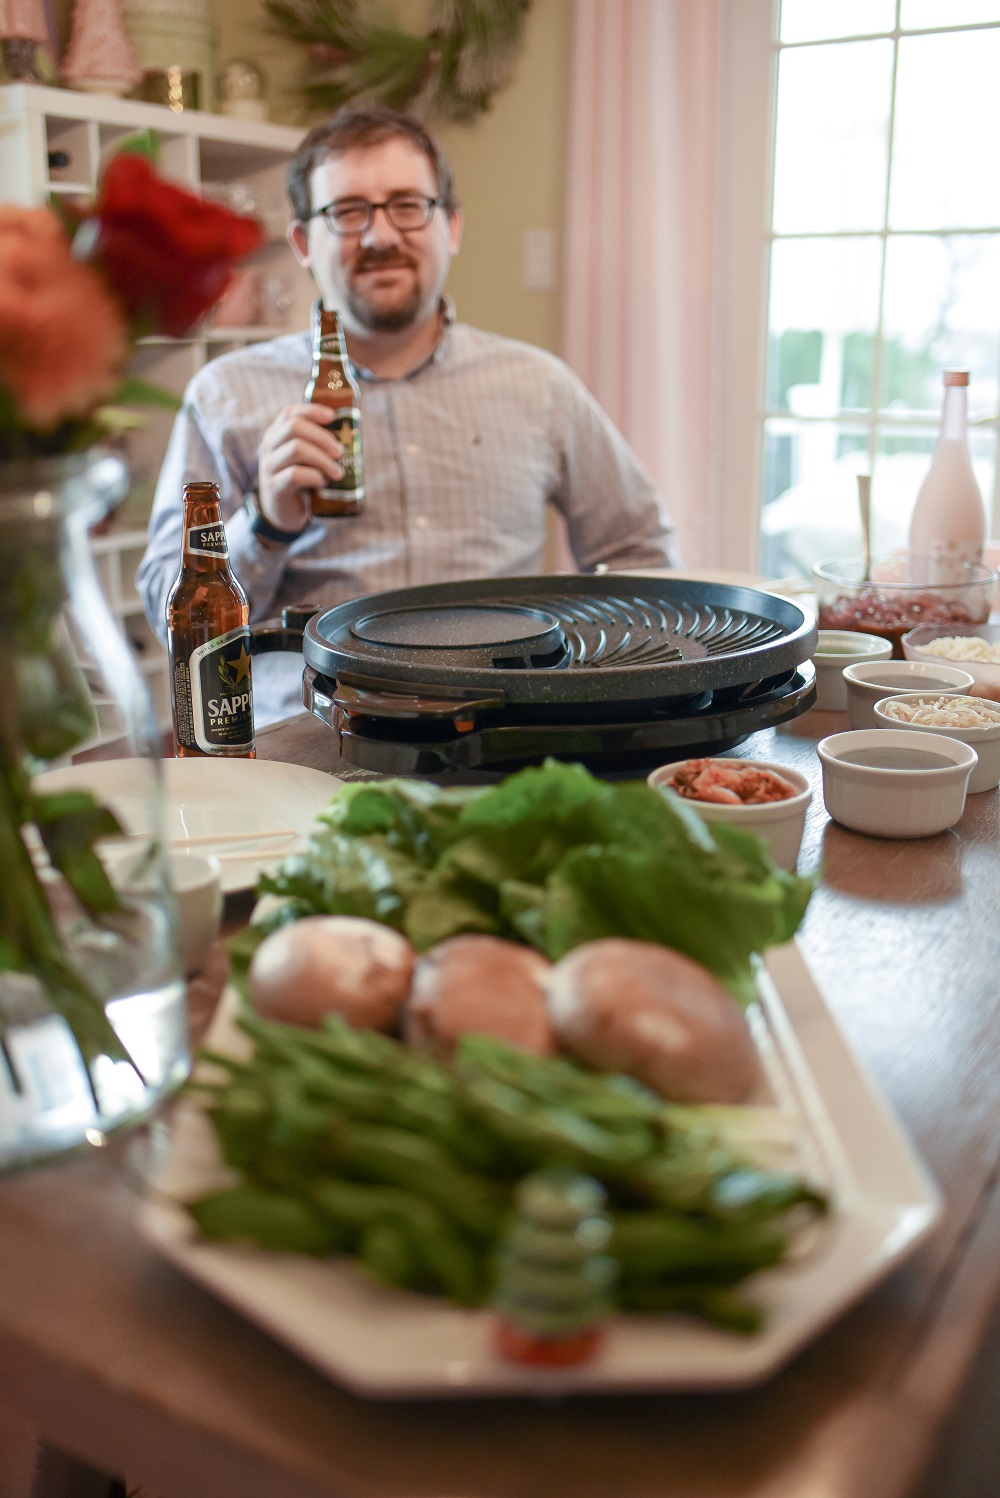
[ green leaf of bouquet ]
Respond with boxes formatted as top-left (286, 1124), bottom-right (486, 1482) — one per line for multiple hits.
top-left (107, 376), bottom-right (182, 410)
top-left (14, 648), bottom-right (97, 760)
top-left (113, 129), bottom-right (160, 162)
top-left (31, 790), bottom-right (125, 916)
top-left (93, 407), bottom-right (147, 434)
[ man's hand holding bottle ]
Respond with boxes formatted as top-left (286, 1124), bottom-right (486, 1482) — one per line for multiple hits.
top-left (257, 404), bottom-right (345, 532)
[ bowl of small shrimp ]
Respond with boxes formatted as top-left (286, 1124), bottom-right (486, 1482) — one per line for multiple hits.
top-left (647, 757), bottom-right (812, 871)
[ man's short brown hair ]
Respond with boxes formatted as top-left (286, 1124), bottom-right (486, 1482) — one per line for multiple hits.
top-left (287, 104), bottom-right (459, 222)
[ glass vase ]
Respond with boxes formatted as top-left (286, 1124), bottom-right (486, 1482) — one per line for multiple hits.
top-left (0, 451), bottom-right (188, 1170)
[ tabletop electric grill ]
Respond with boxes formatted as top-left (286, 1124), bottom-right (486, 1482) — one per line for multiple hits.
top-left (254, 575), bottom-right (817, 776)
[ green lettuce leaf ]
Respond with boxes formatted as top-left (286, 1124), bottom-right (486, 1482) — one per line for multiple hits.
top-left (257, 760), bottom-right (814, 1000)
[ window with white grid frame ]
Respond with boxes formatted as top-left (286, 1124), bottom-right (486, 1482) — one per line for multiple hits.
top-left (760, 0), bottom-right (1000, 579)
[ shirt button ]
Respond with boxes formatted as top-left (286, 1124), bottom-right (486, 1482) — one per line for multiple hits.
top-left (406, 442), bottom-right (420, 455)
top-left (414, 515), bottom-right (428, 529)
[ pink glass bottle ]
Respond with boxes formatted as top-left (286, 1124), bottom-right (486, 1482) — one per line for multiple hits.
top-left (908, 370), bottom-right (986, 585)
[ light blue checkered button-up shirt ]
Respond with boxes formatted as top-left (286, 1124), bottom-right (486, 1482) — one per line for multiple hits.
top-left (137, 309), bottom-right (679, 724)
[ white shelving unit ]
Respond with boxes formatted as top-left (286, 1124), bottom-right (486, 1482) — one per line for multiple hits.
top-left (0, 84), bottom-right (312, 746)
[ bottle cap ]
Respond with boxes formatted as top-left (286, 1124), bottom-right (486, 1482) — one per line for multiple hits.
top-left (943, 370), bottom-right (969, 386)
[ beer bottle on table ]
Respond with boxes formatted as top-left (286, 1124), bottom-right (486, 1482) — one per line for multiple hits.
top-left (304, 300), bottom-right (364, 518)
top-left (167, 481), bottom-right (255, 758)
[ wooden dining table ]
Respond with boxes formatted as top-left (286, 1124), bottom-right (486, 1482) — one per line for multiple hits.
top-left (1, 702), bottom-right (999, 1498)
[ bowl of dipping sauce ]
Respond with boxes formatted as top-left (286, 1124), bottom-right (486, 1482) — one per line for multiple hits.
top-left (818, 729), bottom-right (976, 838)
top-left (813, 630), bottom-right (893, 711)
top-left (648, 757), bottom-right (812, 870)
top-left (842, 659), bottom-right (975, 730)
top-left (873, 693), bottom-right (1000, 794)
top-left (901, 622), bottom-right (1000, 702)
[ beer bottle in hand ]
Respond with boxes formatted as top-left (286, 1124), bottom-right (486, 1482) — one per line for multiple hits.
top-left (304, 300), bottom-right (364, 518)
top-left (167, 482), bottom-right (255, 758)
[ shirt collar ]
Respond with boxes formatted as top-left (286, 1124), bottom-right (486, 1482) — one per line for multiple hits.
top-left (351, 296), bottom-right (456, 385)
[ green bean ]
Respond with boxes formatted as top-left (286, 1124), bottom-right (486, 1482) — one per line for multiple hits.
top-left (359, 1219), bottom-right (422, 1289)
top-left (334, 1121), bottom-right (506, 1239)
top-left (707, 1168), bottom-right (828, 1223)
top-left (462, 1076), bottom-right (654, 1173)
top-left (617, 1279), bottom-right (763, 1333)
top-left (190, 1186), bottom-right (343, 1255)
top-left (209, 1088), bottom-right (271, 1172)
top-left (310, 1179), bottom-right (485, 1304)
top-left (610, 1212), bottom-right (787, 1277)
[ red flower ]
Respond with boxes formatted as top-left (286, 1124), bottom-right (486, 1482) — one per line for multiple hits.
top-left (89, 154), bottom-right (265, 338)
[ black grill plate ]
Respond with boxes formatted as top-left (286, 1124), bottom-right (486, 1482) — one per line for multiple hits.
top-left (304, 575), bottom-right (816, 706)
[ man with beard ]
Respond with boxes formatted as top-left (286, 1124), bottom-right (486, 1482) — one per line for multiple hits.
top-left (137, 106), bottom-right (679, 725)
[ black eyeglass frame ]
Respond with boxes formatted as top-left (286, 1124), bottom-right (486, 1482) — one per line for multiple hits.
top-left (305, 194), bottom-right (449, 236)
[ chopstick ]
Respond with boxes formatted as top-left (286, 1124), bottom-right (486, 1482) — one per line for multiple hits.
top-left (119, 828), bottom-right (299, 851)
top-left (169, 829), bottom-right (299, 850)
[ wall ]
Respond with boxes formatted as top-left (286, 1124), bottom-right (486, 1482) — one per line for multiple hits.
top-left (209, 0), bottom-right (573, 353)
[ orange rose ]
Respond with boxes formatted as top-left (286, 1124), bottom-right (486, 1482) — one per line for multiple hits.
top-left (0, 207), bottom-right (128, 432)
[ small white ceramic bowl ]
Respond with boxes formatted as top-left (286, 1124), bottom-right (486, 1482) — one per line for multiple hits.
top-left (647, 758), bottom-right (811, 870)
top-left (168, 852), bottom-right (224, 977)
top-left (818, 728), bottom-right (976, 838)
top-left (872, 694), bottom-right (1000, 794)
top-left (842, 660), bottom-right (975, 730)
top-left (901, 622), bottom-right (1000, 701)
top-left (812, 630), bottom-right (893, 711)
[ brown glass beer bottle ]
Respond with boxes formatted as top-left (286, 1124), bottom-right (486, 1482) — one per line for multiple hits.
top-left (167, 482), bottom-right (255, 758)
top-left (303, 300), bottom-right (364, 518)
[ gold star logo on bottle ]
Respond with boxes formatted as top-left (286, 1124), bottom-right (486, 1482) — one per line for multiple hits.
top-left (231, 644), bottom-right (252, 684)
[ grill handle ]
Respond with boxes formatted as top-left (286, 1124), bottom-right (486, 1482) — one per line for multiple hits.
top-left (302, 667), bottom-right (503, 734)
top-left (334, 679), bottom-right (504, 730)
top-left (250, 604), bottom-right (322, 656)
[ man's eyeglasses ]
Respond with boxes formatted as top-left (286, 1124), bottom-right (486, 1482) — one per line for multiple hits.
top-left (307, 194), bottom-right (446, 236)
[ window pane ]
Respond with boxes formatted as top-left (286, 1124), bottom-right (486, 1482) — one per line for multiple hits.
top-left (767, 238), bottom-right (883, 411)
top-left (880, 235), bottom-right (1000, 415)
top-left (901, 0), bottom-right (1000, 28)
top-left (781, 0), bottom-right (895, 44)
top-left (890, 31), bottom-right (1000, 229)
top-left (761, 417), bottom-right (997, 578)
top-left (772, 41), bottom-right (894, 233)
top-left (760, 418), bottom-right (871, 576)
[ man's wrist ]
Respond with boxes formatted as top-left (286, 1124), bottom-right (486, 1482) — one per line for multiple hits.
top-left (244, 490), bottom-right (308, 545)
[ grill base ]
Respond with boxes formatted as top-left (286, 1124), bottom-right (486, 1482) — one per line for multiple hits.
top-left (303, 662), bottom-right (817, 776)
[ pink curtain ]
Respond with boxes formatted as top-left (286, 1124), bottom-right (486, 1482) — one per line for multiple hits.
top-left (561, 0), bottom-right (722, 566)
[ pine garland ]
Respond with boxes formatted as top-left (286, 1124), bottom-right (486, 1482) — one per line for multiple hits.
top-left (263, 0), bottom-right (532, 123)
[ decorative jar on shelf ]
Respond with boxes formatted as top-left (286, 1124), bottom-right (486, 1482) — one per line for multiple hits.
top-left (0, 451), bottom-right (188, 1170)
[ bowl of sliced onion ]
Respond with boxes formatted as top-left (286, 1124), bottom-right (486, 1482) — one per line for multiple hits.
top-left (873, 692), bottom-right (1000, 794)
top-left (902, 623), bottom-right (1000, 702)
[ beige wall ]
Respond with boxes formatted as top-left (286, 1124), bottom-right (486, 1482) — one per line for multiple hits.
top-left (210, 0), bottom-right (573, 353)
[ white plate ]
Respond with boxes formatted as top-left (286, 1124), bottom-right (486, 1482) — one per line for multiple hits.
top-left (140, 941), bottom-right (941, 1398)
top-left (34, 758), bottom-right (342, 893)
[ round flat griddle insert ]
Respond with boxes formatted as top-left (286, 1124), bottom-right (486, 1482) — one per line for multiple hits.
top-left (351, 604), bottom-right (566, 664)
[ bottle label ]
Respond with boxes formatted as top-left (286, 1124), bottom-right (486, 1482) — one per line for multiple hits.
top-left (185, 523), bottom-right (228, 558)
top-left (319, 408), bottom-right (364, 499)
top-left (925, 538), bottom-right (984, 586)
top-left (176, 625), bottom-right (254, 753)
top-left (318, 334), bottom-right (346, 360)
